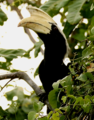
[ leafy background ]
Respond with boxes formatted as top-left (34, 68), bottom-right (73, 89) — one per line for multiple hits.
top-left (0, 0), bottom-right (94, 119)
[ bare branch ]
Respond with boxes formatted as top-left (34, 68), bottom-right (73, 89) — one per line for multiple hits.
top-left (0, 71), bottom-right (53, 111)
top-left (0, 71), bottom-right (43, 95)
top-left (4, 0), bottom-right (51, 110)
top-left (7, 0), bottom-right (44, 55)
top-left (1, 78), bottom-right (13, 91)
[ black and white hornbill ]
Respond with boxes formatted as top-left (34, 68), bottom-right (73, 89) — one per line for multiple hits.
top-left (18, 6), bottom-right (70, 95)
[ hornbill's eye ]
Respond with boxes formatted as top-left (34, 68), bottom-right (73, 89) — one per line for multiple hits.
top-left (53, 26), bottom-right (58, 31)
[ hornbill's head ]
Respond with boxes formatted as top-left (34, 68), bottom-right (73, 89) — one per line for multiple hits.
top-left (18, 6), bottom-right (70, 58)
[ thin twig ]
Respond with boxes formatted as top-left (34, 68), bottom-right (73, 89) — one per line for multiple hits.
top-left (7, 0), bottom-right (44, 55)
top-left (1, 78), bottom-right (13, 91)
top-left (0, 71), bottom-right (43, 95)
top-left (0, 71), bottom-right (53, 111)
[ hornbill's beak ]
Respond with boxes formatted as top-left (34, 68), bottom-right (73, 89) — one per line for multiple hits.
top-left (18, 6), bottom-right (56, 34)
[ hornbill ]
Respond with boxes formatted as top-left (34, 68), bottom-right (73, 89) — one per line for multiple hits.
top-left (18, 6), bottom-right (70, 95)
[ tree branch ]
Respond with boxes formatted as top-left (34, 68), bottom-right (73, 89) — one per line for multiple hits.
top-left (0, 71), bottom-right (42, 95)
top-left (0, 71), bottom-right (53, 111)
top-left (4, 0), bottom-right (52, 111)
top-left (7, 0), bottom-right (44, 55)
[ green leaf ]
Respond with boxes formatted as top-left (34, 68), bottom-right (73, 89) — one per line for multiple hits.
top-left (22, 98), bottom-right (33, 113)
top-left (34, 47), bottom-right (40, 58)
top-left (0, 61), bottom-right (11, 71)
top-left (0, 116), bottom-right (3, 120)
top-left (0, 48), bottom-right (31, 71)
top-left (40, 0), bottom-right (70, 17)
top-left (73, 97), bottom-right (83, 108)
top-left (82, 96), bottom-right (92, 113)
top-left (67, 95), bottom-right (76, 100)
top-left (60, 115), bottom-right (65, 120)
top-left (69, 65), bottom-right (76, 75)
top-left (61, 96), bottom-right (67, 104)
top-left (91, 96), bottom-right (94, 103)
top-left (61, 106), bottom-right (70, 112)
top-left (52, 80), bottom-right (60, 90)
top-left (33, 101), bottom-right (43, 112)
top-left (0, 49), bottom-right (26, 61)
top-left (0, 18), bottom-right (3, 25)
top-left (0, 107), bottom-right (7, 116)
top-left (81, 2), bottom-right (94, 18)
top-left (85, 72), bottom-right (94, 80)
top-left (60, 75), bottom-right (73, 94)
top-left (52, 112), bottom-right (59, 120)
top-left (47, 111), bottom-right (53, 119)
top-left (15, 109), bottom-right (27, 120)
top-left (61, 75), bottom-right (72, 86)
top-left (82, 46), bottom-right (93, 59)
top-left (48, 90), bottom-right (60, 109)
top-left (63, 21), bottom-right (76, 38)
top-left (23, 48), bottom-right (33, 58)
top-left (90, 3), bottom-right (94, 11)
top-left (90, 16), bottom-right (94, 29)
top-left (67, 0), bottom-right (86, 24)
top-left (28, 111), bottom-right (36, 120)
top-left (0, 8), bottom-right (7, 25)
top-left (6, 87), bottom-right (24, 101)
top-left (85, 95), bottom-right (91, 99)
top-left (91, 27), bottom-right (94, 34)
top-left (76, 73), bottom-right (87, 82)
top-left (72, 29), bottom-right (86, 41)
top-left (34, 65), bottom-right (39, 77)
top-left (87, 35), bottom-right (94, 41)
top-left (34, 40), bottom-right (43, 58)
top-left (8, 102), bottom-right (18, 114)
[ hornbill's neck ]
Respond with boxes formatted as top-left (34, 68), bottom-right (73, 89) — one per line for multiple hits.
top-left (37, 24), bottom-right (69, 94)
top-left (38, 24), bottom-right (67, 66)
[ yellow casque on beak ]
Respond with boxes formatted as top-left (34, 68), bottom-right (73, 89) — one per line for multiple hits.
top-left (18, 6), bottom-right (56, 34)
top-left (18, 16), bottom-right (51, 34)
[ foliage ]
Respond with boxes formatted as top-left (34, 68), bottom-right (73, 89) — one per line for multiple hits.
top-left (0, 87), bottom-right (44, 120)
top-left (0, 48), bottom-right (31, 71)
top-left (0, 8), bottom-right (7, 25)
top-left (1, 0), bottom-right (94, 119)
